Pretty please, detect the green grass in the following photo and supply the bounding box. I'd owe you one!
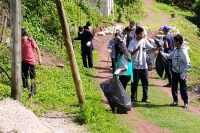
[129,81,200,133]
[0,43,132,133]
[153,1,200,85]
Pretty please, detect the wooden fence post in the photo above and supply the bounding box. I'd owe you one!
[55,0,85,104]
[10,0,22,101]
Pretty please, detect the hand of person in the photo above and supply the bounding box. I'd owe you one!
[114,69,121,75]
[180,73,186,80]
[136,45,140,51]
[86,41,91,47]
[159,47,164,51]
[38,58,42,65]
[160,51,164,55]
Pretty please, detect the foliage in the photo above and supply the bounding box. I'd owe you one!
[156,0,196,10]
[114,0,145,23]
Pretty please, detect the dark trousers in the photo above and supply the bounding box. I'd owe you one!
[111,58,116,74]
[22,61,36,94]
[172,71,188,104]
[164,59,172,85]
[119,75,131,90]
[131,69,148,101]
[81,47,93,68]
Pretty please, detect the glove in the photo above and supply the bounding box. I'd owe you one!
[86,41,91,47]
[5,38,11,46]
[160,51,164,55]
[180,73,187,80]
[114,69,121,75]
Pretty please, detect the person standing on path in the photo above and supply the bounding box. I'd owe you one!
[108,33,122,73]
[122,20,137,48]
[162,25,174,87]
[83,21,94,50]
[74,26,94,68]
[21,28,42,97]
[161,34,191,108]
[114,41,133,90]
[128,27,160,102]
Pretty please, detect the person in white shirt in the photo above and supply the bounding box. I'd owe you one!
[128,27,159,102]
[161,34,191,108]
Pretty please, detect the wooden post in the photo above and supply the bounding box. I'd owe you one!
[10,0,22,101]
[55,0,85,104]
[0,15,7,43]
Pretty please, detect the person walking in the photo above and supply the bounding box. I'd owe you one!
[162,25,174,87]
[75,26,94,68]
[128,27,160,102]
[161,34,191,108]
[21,28,42,97]
[114,41,133,90]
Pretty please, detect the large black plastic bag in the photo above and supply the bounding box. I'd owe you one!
[155,51,167,78]
[100,76,132,113]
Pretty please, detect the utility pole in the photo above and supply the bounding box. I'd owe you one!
[55,0,85,104]
[10,0,22,101]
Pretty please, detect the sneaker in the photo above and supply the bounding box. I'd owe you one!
[131,99,138,102]
[163,84,171,87]
[170,102,178,106]
[183,103,188,108]
[141,100,150,103]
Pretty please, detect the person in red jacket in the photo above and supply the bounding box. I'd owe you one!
[21,28,42,97]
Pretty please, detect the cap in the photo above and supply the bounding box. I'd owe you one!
[162,25,170,32]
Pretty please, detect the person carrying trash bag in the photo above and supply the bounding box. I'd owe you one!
[114,41,133,89]
[160,34,191,108]
[100,41,132,114]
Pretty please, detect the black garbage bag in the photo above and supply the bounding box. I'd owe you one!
[146,52,153,71]
[155,51,167,78]
[100,76,132,114]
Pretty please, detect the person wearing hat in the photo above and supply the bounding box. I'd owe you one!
[21,28,42,97]
[162,25,174,87]
[160,34,191,108]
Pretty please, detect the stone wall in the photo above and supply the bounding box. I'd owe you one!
[87,0,114,17]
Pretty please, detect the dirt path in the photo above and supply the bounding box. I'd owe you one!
[141,0,170,27]
[93,33,172,133]
[93,0,200,132]
[93,0,174,133]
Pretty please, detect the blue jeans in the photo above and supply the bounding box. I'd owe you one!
[172,71,188,104]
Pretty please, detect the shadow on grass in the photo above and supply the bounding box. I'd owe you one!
[85,73,112,79]
[132,102,169,108]
[94,66,109,70]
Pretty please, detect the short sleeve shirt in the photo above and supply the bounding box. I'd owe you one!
[128,38,153,69]
[21,37,37,65]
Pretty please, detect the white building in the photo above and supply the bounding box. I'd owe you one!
[87,0,114,17]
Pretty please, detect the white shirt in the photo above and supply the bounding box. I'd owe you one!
[128,38,154,69]
[162,46,191,73]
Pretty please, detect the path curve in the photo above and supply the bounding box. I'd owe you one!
[93,0,173,133]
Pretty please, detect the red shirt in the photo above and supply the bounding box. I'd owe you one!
[21,37,36,65]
